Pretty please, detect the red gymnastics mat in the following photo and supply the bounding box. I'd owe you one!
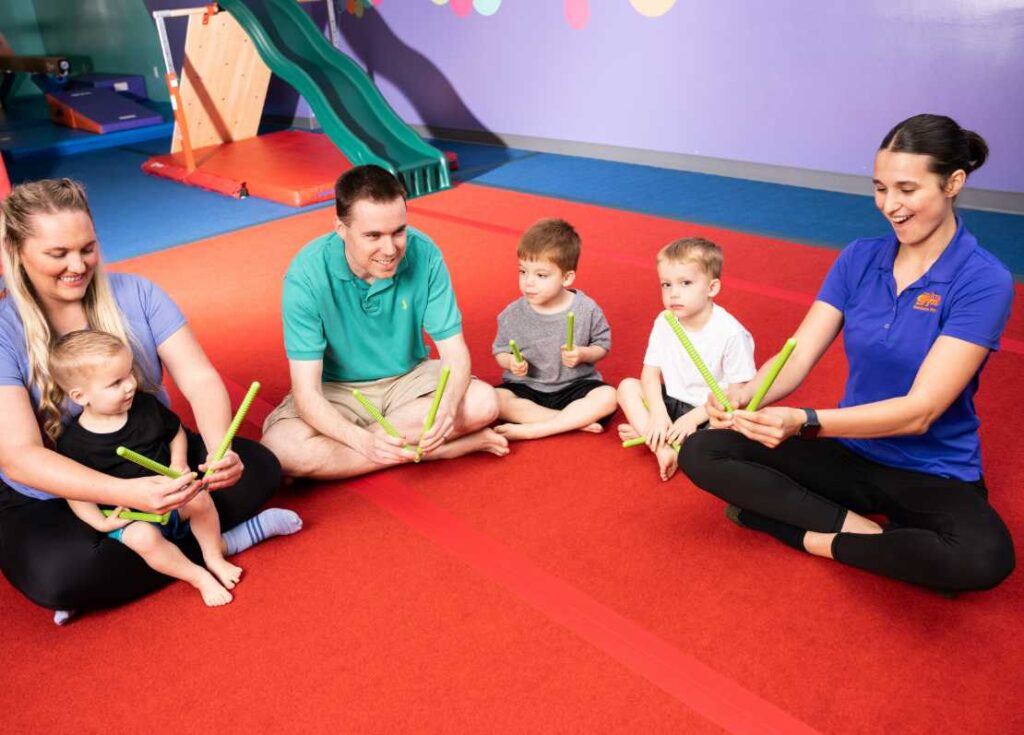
[142,130,347,207]
[3,183,1022,733]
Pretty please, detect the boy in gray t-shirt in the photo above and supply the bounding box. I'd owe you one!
[492,219,616,440]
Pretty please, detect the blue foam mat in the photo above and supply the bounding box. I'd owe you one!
[459,151,1024,277]
[6,138,330,263]
[0,97,175,160]
[5,134,1022,277]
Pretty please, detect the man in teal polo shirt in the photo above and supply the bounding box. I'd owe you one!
[261,165,508,479]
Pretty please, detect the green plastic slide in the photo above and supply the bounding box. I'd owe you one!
[218,0,450,197]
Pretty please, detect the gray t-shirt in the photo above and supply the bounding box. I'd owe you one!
[492,290,611,392]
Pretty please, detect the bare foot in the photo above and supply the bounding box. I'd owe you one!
[580,422,604,434]
[206,557,243,589]
[618,423,640,441]
[195,571,233,606]
[495,422,536,441]
[656,446,678,482]
[428,428,510,459]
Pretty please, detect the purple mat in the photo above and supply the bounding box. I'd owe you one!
[47,88,163,134]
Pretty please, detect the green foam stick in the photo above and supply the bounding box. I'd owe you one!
[509,339,523,363]
[353,389,415,455]
[116,446,181,479]
[745,338,797,412]
[353,389,402,438]
[566,311,575,350]
[204,381,260,478]
[622,436,681,452]
[113,446,179,525]
[102,508,170,524]
[662,310,733,412]
[416,366,451,462]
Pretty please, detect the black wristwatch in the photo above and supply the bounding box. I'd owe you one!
[798,408,821,439]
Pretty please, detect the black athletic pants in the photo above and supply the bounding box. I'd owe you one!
[0,434,281,610]
[679,430,1014,592]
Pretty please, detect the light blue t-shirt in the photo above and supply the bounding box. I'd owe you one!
[0,273,187,499]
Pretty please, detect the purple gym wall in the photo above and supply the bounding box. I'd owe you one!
[329,1,1024,194]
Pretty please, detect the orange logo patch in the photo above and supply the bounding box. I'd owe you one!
[914,292,942,312]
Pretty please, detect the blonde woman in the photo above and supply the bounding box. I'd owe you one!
[0,179,300,622]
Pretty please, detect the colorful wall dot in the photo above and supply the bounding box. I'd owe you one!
[629,0,677,18]
[564,0,589,30]
[473,0,502,16]
[450,0,474,17]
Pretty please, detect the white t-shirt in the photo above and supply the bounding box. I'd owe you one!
[643,304,756,406]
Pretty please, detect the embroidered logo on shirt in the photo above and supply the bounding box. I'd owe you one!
[401,298,408,310]
[913,292,941,313]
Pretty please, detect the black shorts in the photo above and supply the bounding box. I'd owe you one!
[497,379,614,415]
[661,386,709,429]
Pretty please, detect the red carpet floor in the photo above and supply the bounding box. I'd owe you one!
[3,183,1022,733]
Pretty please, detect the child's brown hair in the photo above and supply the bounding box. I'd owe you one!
[517,218,581,273]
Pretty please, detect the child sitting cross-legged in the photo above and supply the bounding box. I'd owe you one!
[492,218,617,440]
[617,237,756,481]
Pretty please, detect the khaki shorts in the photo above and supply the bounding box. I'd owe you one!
[262,360,443,434]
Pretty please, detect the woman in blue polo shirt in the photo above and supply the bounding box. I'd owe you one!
[0,179,296,621]
[680,114,1015,592]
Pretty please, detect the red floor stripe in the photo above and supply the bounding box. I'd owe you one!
[355,475,820,735]
[230,384,815,732]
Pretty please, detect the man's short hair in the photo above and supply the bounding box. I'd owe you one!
[657,237,723,279]
[335,165,407,223]
[517,218,581,273]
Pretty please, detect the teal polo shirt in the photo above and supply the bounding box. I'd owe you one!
[281,226,462,382]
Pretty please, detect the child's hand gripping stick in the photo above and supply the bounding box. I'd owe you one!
[204,381,261,479]
[416,366,451,462]
[662,310,733,413]
[745,338,797,412]
[509,339,524,363]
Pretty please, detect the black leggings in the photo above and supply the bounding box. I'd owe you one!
[0,434,281,610]
[679,430,1015,592]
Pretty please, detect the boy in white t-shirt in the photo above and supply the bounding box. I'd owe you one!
[617,238,755,481]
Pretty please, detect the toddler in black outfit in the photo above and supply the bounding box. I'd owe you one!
[50,330,241,607]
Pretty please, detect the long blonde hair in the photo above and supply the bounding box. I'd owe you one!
[0,179,139,444]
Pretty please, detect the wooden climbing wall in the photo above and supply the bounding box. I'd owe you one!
[172,10,272,152]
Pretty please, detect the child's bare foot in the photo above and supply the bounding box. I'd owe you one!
[195,571,233,606]
[495,422,535,441]
[618,423,640,441]
[580,422,604,434]
[656,446,679,482]
[429,428,510,458]
[206,557,243,589]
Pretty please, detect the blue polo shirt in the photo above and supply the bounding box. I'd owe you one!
[817,219,1013,481]
[281,226,462,382]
